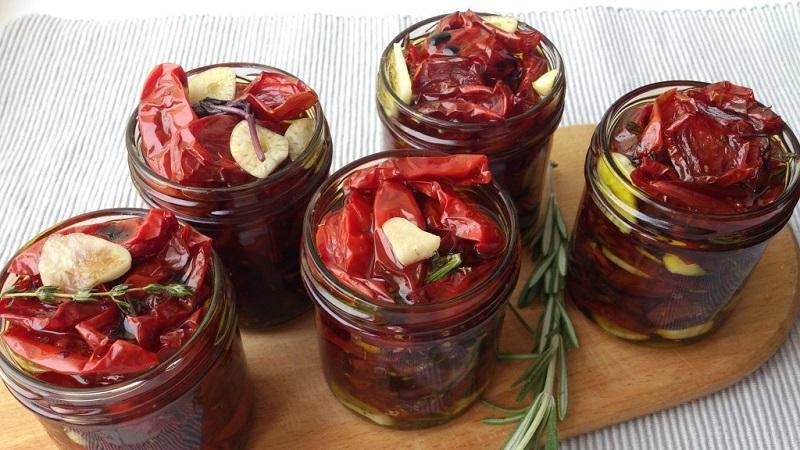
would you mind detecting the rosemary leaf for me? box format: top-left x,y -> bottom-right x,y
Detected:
557,245 -> 568,276
498,353 -> 540,360
545,404 -> 559,450
425,253 -> 462,283
482,414 -> 527,425
480,400 -> 528,416
482,186 -> 578,450
508,304 -> 536,336
557,342 -> 569,420
554,200 -> 568,239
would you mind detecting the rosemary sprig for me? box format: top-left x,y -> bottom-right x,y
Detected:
483,185 -> 578,450
426,253 -> 462,283
0,283 -> 194,316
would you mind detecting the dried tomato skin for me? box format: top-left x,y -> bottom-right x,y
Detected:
622,81 -> 788,214
137,64 -> 317,188
137,63 -> 241,187
568,81 -> 800,345
315,155 -> 505,304
238,71 -> 319,122
407,10 -> 547,123
0,210 -> 213,386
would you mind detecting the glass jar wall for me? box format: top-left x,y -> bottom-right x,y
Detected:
376,13 -> 566,229
0,209 -> 253,450
127,63 -> 333,328
567,81 -> 800,343
301,150 -> 521,428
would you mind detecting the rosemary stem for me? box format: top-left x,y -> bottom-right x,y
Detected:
508,303 -> 536,336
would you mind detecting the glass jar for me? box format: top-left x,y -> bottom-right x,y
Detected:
300,150 -> 521,428
127,62 -> 333,329
0,209 -> 253,450
376,13 -> 566,230
567,81 -> 800,343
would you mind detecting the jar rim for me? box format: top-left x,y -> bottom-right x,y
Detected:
302,149 -> 520,314
0,208 -> 224,396
125,62 -> 326,194
595,79 -> 800,221
377,12 -> 565,130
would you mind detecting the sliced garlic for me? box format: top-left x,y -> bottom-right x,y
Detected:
663,253 -> 706,276
388,42 -> 413,105
381,217 -> 441,266
38,233 -> 132,292
655,321 -> 714,340
601,246 -> 650,278
594,315 -> 650,341
597,151 -> 638,233
229,120 -> 289,178
284,118 -> 315,161
483,15 -> 518,33
187,67 -> 237,104
532,69 -> 559,97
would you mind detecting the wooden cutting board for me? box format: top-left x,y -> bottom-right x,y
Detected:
2,125 -> 799,449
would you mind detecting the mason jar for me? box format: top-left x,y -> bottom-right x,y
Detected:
376,13 -> 566,229
567,81 -> 800,343
300,150 -> 521,428
127,63 -> 333,328
0,208 -> 253,449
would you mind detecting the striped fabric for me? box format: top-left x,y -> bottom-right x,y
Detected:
1,4 -> 799,449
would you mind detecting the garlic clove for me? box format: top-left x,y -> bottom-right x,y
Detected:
38,233 -> 132,292
381,217 -> 441,266
229,120 -> 289,178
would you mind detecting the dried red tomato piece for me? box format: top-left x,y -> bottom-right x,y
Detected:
0,210 -> 213,385
345,154 -> 492,190
407,10 -> 547,122
138,63 -> 247,187
238,72 -> 318,122
624,81 -> 787,213
316,155 -> 505,304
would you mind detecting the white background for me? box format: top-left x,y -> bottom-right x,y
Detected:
0,0 -> 788,24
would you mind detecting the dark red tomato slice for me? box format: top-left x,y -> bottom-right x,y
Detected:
623,81 -> 786,213
189,114 -> 252,186
123,208 -> 179,261
408,10 -> 546,122
75,307 -> 121,350
413,57 -> 484,101
315,191 -> 375,277
411,180 -> 504,256
345,154 -> 492,190
316,155 -> 505,304
82,340 -> 160,376
2,325 -> 93,374
0,210 -> 213,385
239,72 -> 318,122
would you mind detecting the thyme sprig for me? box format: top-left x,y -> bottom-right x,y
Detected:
1,283 -> 194,316
483,185 -> 578,450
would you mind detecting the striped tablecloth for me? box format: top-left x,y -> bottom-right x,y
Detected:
1,4 -> 799,449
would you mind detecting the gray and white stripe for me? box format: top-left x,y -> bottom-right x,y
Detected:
1,4 -> 799,449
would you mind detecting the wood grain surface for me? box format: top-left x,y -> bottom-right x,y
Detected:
2,125 -> 799,449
